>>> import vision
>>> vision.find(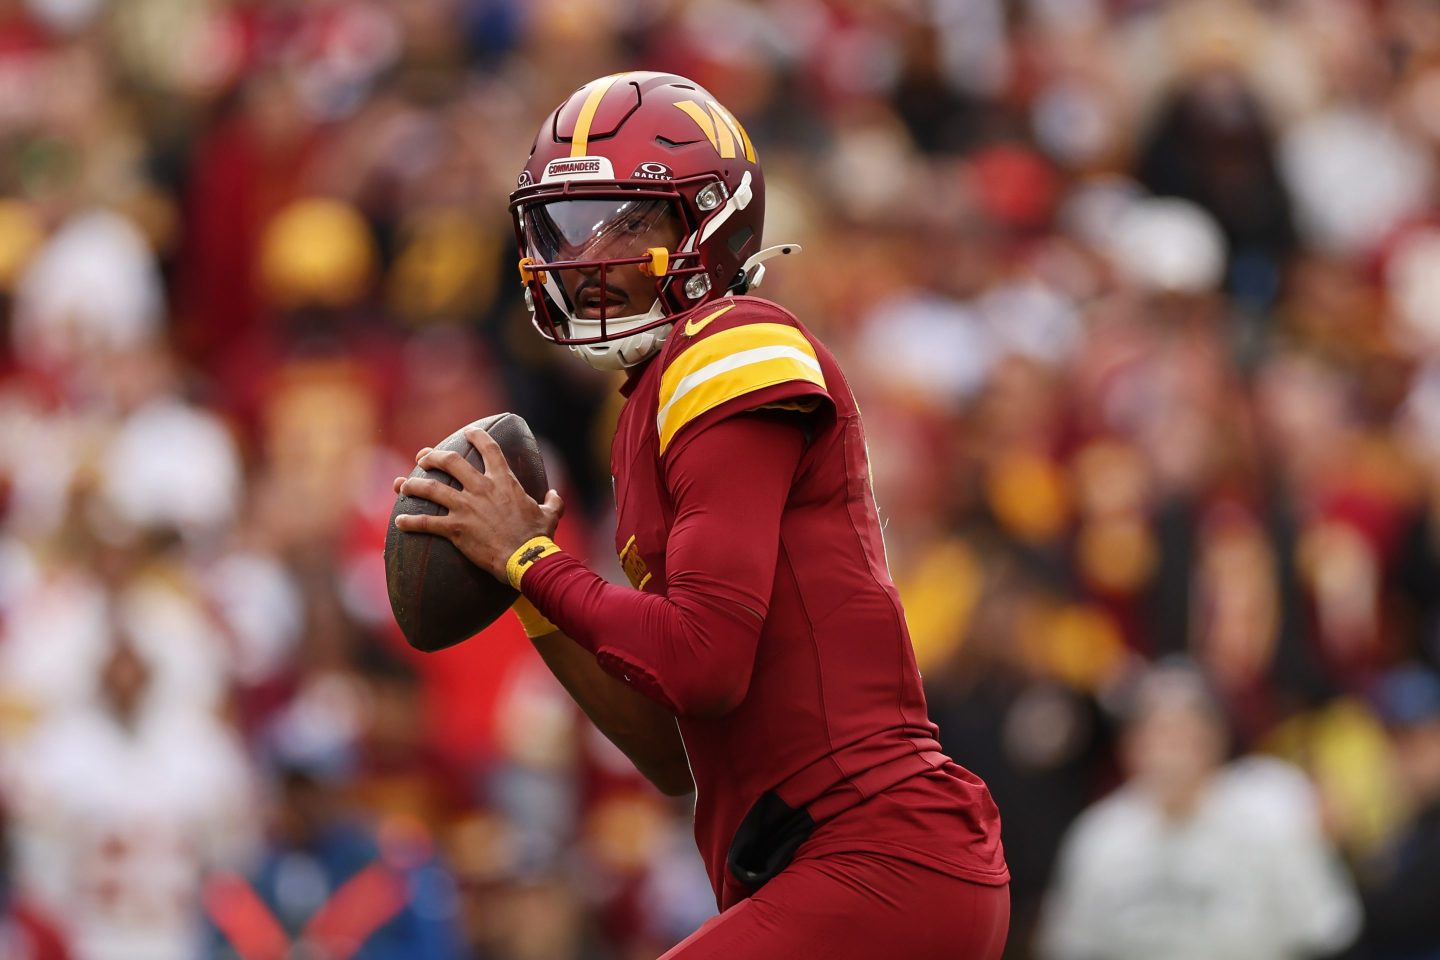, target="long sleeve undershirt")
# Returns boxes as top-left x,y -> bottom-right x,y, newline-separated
520,413 -> 807,718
